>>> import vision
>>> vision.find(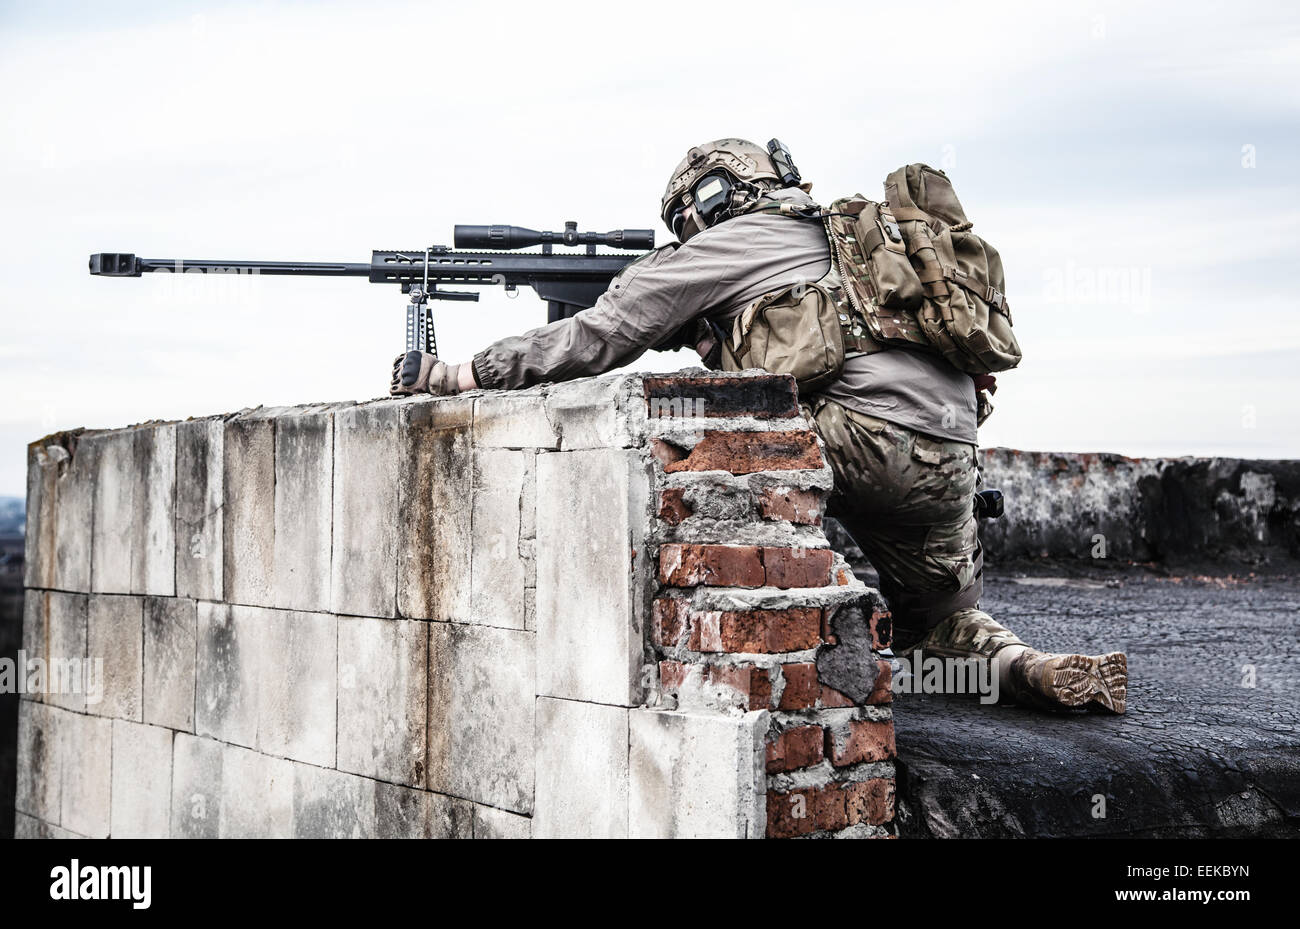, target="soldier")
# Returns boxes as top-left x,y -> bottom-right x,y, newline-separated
391,138 -> 1127,714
